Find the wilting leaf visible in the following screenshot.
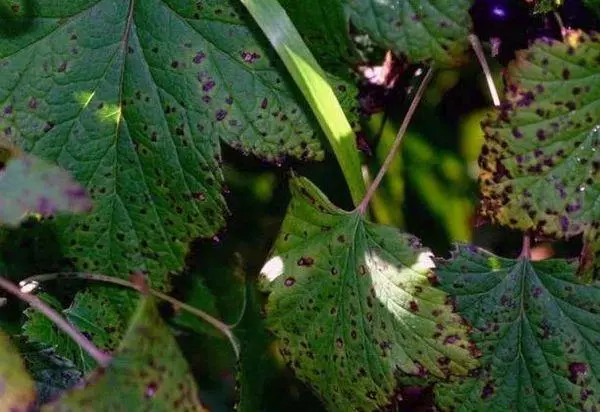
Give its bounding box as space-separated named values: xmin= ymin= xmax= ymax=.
xmin=44 ymin=296 xmax=207 ymax=411
xmin=436 ymin=245 xmax=600 ymax=410
xmin=0 ymin=153 xmax=91 ymax=227
xmin=0 ymin=0 xmax=322 ymax=288
xmin=342 ymin=0 xmax=473 ymax=67
xmin=0 ymin=329 xmax=36 ymax=411
xmin=260 ymin=177 xmax=476 ymax=411
xmin=479 ymin=31 xmax=600 ymax=279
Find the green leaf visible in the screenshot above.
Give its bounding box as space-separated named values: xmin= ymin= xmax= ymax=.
xmin=479 ymin=32 xmax=600 ymax=279
xmin=278 ymin=0 xmax=355 ymax=76
xmin=0 ymin=329 xmax=37 ymax=411
xmin=240 ymin=0 xmax=366 ymax=206
xmin=0 ymin=0 xmax=323 ymax=288
xmin=43 ymin=296 xmax=208 ymax=411
xmin=436 ymin=245 xmax=600 ymax=410
xmin=23 ymin=290 xmax=135 ymax=373
xmin=259 ymin=177 xmax=476 ymax=411
xmin=0 ymin=153 xmax=91 ymax=227
xmin=342 ymin=0 xmax=473 ymax=67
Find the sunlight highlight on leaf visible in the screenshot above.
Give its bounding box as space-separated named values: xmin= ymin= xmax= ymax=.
xmin=260 ymin=177 xmax=477 ymax=411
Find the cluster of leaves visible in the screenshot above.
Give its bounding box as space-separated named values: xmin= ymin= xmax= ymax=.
xmin=0 ymin=0 xmax=600 ymax=411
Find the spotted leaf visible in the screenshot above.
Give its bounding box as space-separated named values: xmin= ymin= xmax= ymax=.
xmin=0 ymin=329 xmax=36 ymax=411
xmin=43 ymin=296 xmax=207 ymax=411
xmin=0 ymin=0 xmax=323 ymax=289
xmin=342 ymin=0 xmax=473 ymax=67
xmin=436 ymin=245 xmax=600 ymax=411
xmin=0 ymin=153 xmax=91 ymax=227
xmin=259 ymin=177 xmax=477 ymax=411
xmin=479 ymin=31 xmax=600 ymax=279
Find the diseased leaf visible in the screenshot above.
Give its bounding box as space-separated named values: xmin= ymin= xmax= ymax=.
xmin=0 ymin=330 xmax=36 ymax=411
xmin=342 ymin=0 xmax=473 ymax=67
xmin=43 ymin=296 xmax=207 ymax=411
xmin=0 ymin=0 xmax=322 ymax=288
xmin=436 ymin=245 xmax=600 ymax=411
xmin=0 ymin=153 xmax=91 ymax=227
xmin=259 ymin=177 xmax=476 ymax=411
xmin=479 ymin=31 xmax=600 ymax=279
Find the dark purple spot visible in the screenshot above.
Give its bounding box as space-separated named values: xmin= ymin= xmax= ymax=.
xmin=444 ymin=335 xmax=459 ymax=345
xmin=569 ymin=362 xmax=587 ymax=383
xmin=260 ymin=98 xmax=268 ymax=109
xmin=57 ymin=62 xmax=67 ymax=72
xmin=241 ymin=51 xmax=260 ymax=63
xmin=145 ymin=382 xmax=158 ymax=398
xmin=297 ymin=256 xmax=314 ymax=267
xmin=3 ymin=105 xmax=12 ymax=115
xmin=171 ymin=61 xmax=179 ymax=69
xmin=193 ymin=52 xmax=206 ymax=64
xmin=409 ymin=301 xmax=419 ymax=312
xmin=560 ymin=216 xmax=569 ymax=232
xmin=203 ymin=80 xmax=216 ymax=92
xmin=562 ymin=69 xmax=570 ymax=80
xmin=481 ymin=383 xmax=494 ymax=399
xmin=215 ymin=109 xmax=227 ymax=121
xmin=284 ymin=277 xmax=295 ymax=287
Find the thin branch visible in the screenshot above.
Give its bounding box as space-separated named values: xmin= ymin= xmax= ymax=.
xmin=19 ymin=272 xmax=241 ymax=358
xmin=520 ymin=234 xmax=532 ymax=260
xmin=0 ymin=276 xmax=111 ymax=367
xmin=553 ymin=11 xmax=567 ymax=39
xmin=469 ymin=34 xmax=501 ymax=107
xmin=357 ymin=66 xmax=434 ymax=215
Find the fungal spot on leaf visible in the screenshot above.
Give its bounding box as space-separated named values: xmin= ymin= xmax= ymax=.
xmin=284 ymin=277 xmax=296 ymax=287
xmin=297 ymin=256 xmax=314 ymax=267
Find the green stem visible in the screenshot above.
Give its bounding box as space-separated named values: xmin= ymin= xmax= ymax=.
xmin=240 ymin=0 xmax=366 ymax=206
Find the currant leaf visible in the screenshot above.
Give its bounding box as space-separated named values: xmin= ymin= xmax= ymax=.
xmin=43 ymin=296 xmax=207 ymax=411
xmin=479 ymin=31 xmax=600 ymax=279
xmin=342 ymin=0 xmax=474 ymax=67
xmin=0 ymin=0 xmax=322 ymax=289
xmin=436 ymin=245 xmax=600 ymax=410
xmin=260 ymin=177 xmax=477 ymax=411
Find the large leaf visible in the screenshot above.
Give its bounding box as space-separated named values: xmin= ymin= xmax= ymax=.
xmin=436 ymin=245 xmax=600 ymax=410
xmin=0 ymin=330 xmax=36 ymax=411
xmin=479 ymin=32 xmax=600 ymax=279
xmin=44 ymin=296 xmax=207 ymax=411
xmin=259 ymin=177 xmax=476 ymax=411
xmin=0 ymin=0 xmax=323 ymax=288
xmin=342 ymin=0 xmax=473 ymax=67
xmin=0 ymin=153 xmax=91 ymax=227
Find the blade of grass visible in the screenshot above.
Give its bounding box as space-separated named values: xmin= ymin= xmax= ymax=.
xmin=240 ymin=0 xmax=366 ymax=206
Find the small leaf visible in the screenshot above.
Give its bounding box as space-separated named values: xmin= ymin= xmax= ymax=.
xmin=342 ymin=0 xmax=474 ymax=67
xmin=479 ymin=31 xmax=600 ymax=279
xmin=0 ymin=153 xmax=91 ymax=227
xmin=24 ymin=290 xmax=135 ymax=373
xmin=43 ymin=296 xmax=207 ymax=411
xmin=260 ymin=177 xmax=476 ymax=411
xmin=436 ymin=245 xmax=600 ymax=410
xmin=0 ymin=330 xmax=36 ymax=411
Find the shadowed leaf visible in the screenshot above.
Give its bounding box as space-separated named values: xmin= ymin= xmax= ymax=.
xmin=260 ymin=177 xmax=476 ymax=411
xmin=43 ymin=296 xmax=207 ymax=411
xmin=436 ymin=245 xmax=600 ymax=410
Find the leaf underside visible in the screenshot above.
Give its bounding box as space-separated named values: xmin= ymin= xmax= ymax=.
xmin=479 ymin=31 xmax=600 ymax=279
xmin=436 ymin=245 xmax=600 ymax=411
xmin=43 ymin=296 xmax=207 ymax=411
xmin=342 ymin=0 xmax=473 ymax=67
xmin=0 ymin=0 xmax=323 ymax=288
xmin=260 ymin=177 xmax=476 ymax=411
xmin=0 ymin=330 xmax=37 ymax=411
